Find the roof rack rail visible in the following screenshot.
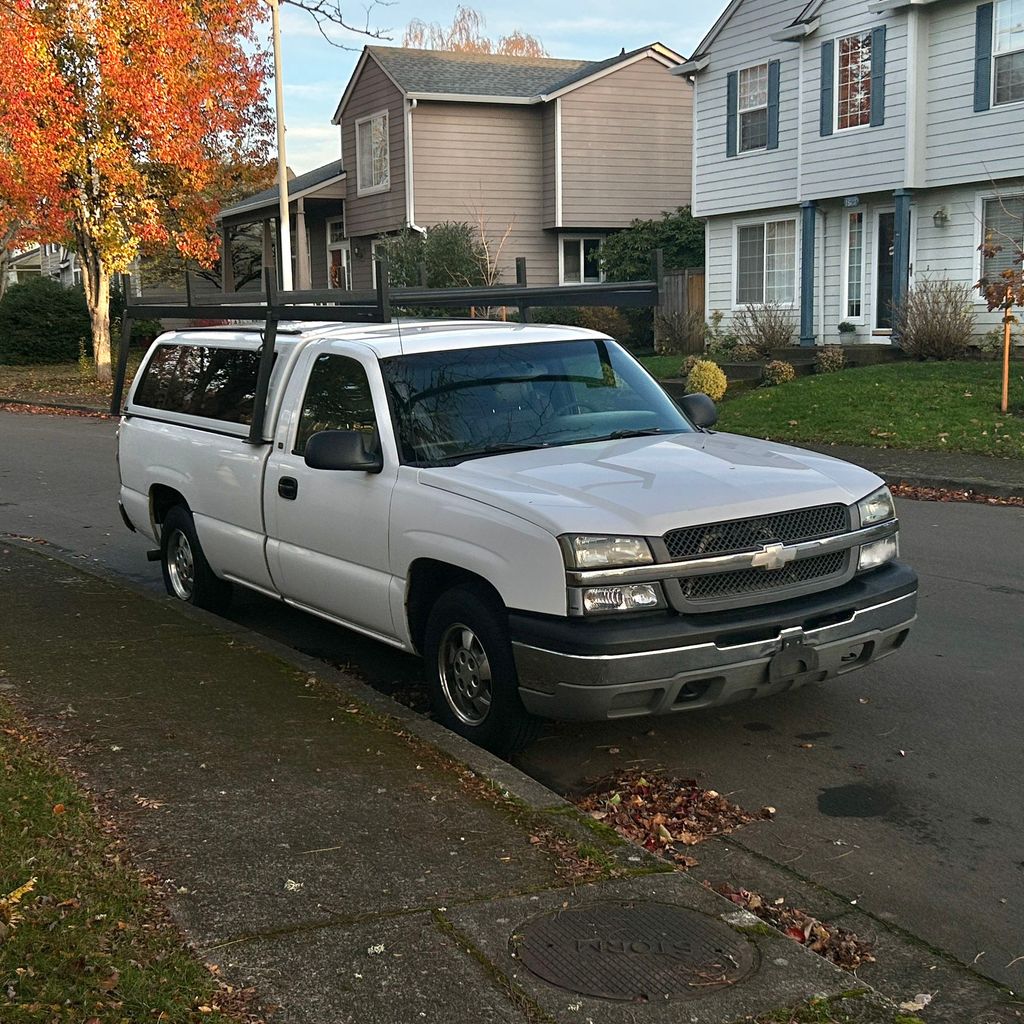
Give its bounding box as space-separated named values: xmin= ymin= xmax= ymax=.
xmin=111 ymin=250 xmax=665 ymax=445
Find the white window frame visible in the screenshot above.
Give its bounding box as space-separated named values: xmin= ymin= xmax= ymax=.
xmin=840 ymin=209 xmax=868 ymax=324
xmin=835 ymin=31 xmax=873 ymax=133
xmin=732 ymin=216 xmax=799 ymax=310
xmin=326 ymin=217 xmax=351 ymax=290
xmin=737 ymin=63 xmax=770 ymax=154
xmin=559 ymin=235 xmax=605 ymax=286
xmin=992 ymin=0 xmax=1024 ymax=107
xmin=355 ymin=110 xmax=390 ymax=197
xmin=974 ymin=188 xmax=1024 ymax=305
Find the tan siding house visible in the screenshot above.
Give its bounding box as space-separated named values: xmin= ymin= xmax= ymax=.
xmin=219 ymin=42 xmax=694 ymax=292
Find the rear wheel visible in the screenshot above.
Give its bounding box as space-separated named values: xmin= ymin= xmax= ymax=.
xmin=160 ymin=505 xmax=232 ymax=613
xmin=424 ymin=584 xmax=541 ymax=756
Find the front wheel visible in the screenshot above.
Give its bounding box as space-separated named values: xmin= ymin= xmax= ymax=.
xmin=160 ymin=505 xmax=232 ymax=613
xmin=423 ymin=584 xmax=541 ymax=756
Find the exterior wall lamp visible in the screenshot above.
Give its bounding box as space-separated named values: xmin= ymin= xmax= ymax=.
xmin=933 ymin=206 xmax=950 ymax=228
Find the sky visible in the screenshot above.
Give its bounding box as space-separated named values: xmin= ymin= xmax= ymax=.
xmin=275 ymin=0 xmax=719 ymax=173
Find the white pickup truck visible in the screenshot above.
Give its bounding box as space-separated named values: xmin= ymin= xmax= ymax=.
xmin=117 ymin=319 xmax=917 ymax=753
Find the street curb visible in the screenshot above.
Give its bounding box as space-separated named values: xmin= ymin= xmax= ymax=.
xmin=885 ymin=470 xmax=1024 ymax=500
xmin=0 ymin=396 xmax=111 ymax=416
xmin=0 ymin=535 xmax=565 ymax=813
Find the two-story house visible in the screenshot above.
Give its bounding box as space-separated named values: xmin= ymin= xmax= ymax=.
xmin=680 ymin=0 xmax=1024 ymax=344
xmin=218 ymin=43 xmax=692 ymax=292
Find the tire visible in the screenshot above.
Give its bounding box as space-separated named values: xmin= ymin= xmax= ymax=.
xmin=160 ymin=505 xmax=232 ymax=613
xmin=423 ymin=584 xmax=541 ymax=756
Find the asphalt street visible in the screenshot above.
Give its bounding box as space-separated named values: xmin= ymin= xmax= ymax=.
xmin=1 ymin=409 xmax=1022 ymax=990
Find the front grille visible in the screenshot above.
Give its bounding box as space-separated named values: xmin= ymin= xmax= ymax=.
xmin=664 ymin=504 xmax=849 ymax=561
xmin=679 ymin=551 xmax=846 ymax=602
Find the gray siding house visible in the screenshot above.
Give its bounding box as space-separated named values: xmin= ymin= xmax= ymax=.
xmin=681 ymin=0 xmax=1024 ymax=343
xmin=218 ymin=43 xmax=692 ymax=291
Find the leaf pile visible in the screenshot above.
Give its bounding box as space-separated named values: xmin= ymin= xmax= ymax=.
xmin=575 ymin=771 xmax=772 ymax=869
xmin=714 ymin=883 xmax=875 ymax=971
xmin=891 ymin=482 xmax=1024 ymax=508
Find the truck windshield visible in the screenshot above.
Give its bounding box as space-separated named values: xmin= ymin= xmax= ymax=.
xmin=381 ymin=338 xmax=695 ymax=465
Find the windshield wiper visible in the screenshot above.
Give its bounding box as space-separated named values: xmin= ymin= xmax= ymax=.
xmin=454 ymin=442 xmax=553 ymax=461
xmin=587 ymin=428 xmax=680 ymax=442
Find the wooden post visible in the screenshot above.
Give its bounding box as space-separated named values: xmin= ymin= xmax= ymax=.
xmin=417 ymin=261 xmax=428 ymax=288
xmin=247 ymin=267 xmax=278 ymax=445
xmin=515 ymin=257 xmax=530 ymax=324
xmin=1002 ymin=294 xmax=1013 ymax=415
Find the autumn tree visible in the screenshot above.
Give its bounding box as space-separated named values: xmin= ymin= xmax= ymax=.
xmin=403 ymin=5 xmax=546 ymax=56
xmin=142 ymin=157 xmax=278 ymax=292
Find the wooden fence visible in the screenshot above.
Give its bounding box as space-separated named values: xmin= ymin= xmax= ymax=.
xmin=655 ymin=267 xmax=706 ymax=354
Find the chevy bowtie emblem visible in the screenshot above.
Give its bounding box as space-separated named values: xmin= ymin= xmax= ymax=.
xmin=751 ymin=542 xmax=796 ymax=571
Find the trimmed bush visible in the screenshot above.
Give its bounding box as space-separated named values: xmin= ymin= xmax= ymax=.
xmin=577 ymin=306 xmax=632 ymax=340
xmin=0 ymin=277 xmax=92 ymax=365
xmin=686 ymin=359 xmax=728 ymax=402
xmin=762 ymin=359 xmax=796 ymax=386
xmin=527 ymin=306 xmax=582 ymax=328
xmin=735 ymin=302 xmax=796 ymax=356
xmin=731 ymin=343 xmax=760 ymax=362
xmin=893 ymin=278 xmax=975 ymax=360
xmin=815 ymin=346 xmax=846 ymax=374
xmin=679 ymin=354 xmax=701 ymax=379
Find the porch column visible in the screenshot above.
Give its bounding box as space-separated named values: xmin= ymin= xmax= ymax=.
xmin=799 ymin=201 xmax=817 ymax=347
xmin=891 ymin=189 xmax=913 ymax=344
xmin=294 ymin=198 xmax=311 ymax=290
xmin=220 ymin=223 xmax=234 ymax=294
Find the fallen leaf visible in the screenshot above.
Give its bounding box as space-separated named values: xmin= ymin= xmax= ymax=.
xmin=52 ymin=803 xmax=65 ymax=815
xmin=898 ymin=994 xmax=933 ymax=1012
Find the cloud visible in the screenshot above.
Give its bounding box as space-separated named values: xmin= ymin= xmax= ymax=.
xmin=281 ymin=122 xmax=341 ymax=174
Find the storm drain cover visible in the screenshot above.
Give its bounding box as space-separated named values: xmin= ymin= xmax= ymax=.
xmin=512 ymin=901 xmax=757 ymax=1002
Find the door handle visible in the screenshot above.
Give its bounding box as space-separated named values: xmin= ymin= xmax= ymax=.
xmin=278 ymin=476 xmax=298 ymax=500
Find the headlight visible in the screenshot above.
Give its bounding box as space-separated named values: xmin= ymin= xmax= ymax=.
xmin=575 ymin=584 xmax=662 ymax=616
xmin=857 ymin=486 xmax=896 ymax=526
xmin=859 ymin=535 xmax=899 ymax=571
xmin=560 ymin=535 xmax=654 ymax=570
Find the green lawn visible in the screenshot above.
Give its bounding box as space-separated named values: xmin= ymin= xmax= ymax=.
xmin=638 ymin=354 xmax=689 ymax=379
xmin=716 ymin=361 xmax=1024 ymax=459
xmin=0 ymin=702 xmax=244 ymax=1024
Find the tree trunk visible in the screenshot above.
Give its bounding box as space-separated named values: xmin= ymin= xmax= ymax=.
xmin=79 ymin=240 xmax=112 ymax=383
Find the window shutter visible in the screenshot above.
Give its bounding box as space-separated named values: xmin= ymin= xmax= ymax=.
xmin=767 ymin=60 xmax=781 ymax=150
xmin=820 ymin=40 xmax=835 ymax=137
xmin=975 ymin=3 xmax=994 ymax=112
xmin=727 ymin=71 xmax=738 ymax=158
xmin=870 ymin=26 xmax=887 ymax=126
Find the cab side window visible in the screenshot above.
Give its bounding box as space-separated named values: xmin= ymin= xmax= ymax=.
xmin=294 ymin=354 xmax=378 ymax=456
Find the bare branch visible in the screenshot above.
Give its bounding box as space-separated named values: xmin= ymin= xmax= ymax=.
xmin=282 ymin=0 xmax=395 ymax=50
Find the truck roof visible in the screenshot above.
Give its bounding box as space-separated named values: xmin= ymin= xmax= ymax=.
xmin=159 ymin=318 xmax=609 ymax=358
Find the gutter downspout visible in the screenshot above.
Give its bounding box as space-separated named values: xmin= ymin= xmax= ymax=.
xmin=405 ymin=98 xmax=427 ymax=234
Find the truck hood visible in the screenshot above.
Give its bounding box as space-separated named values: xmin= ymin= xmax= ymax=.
xmin=417 ymin=432 xmax=882 ymax=537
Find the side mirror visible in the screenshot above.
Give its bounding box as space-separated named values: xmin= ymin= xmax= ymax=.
xmin=679 ymin=392 xmax=718 ymax=429
xmin=304 ymin=430 xmax=383 ymax=473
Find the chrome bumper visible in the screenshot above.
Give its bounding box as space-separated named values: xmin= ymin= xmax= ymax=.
xmin=513 ymin=590 xmax=916 ymax=722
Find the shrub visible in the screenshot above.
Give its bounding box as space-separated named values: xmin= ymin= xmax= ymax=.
xmin=654 ymin=309 xmax=706 ymax=355
xmin=704 ymin=309 xmax=739 ymax=359
xmin=731 ymin=343 xmax=760 ymax=362
xmin=526 ymin=306 xmax=582 ymax=328
xmin=815 ymin=346 xmax=846 ymax=373
xmin=0 ymin=277 xmax=92 ymax=365
xmin=838 ymin=321 xmax=857 ymax=335
xmin=599 ymin=207 xmax=705 ymax=283
xmin=686 ymin=359 xmax=728 ymax=402
xmin=762 ymin=359 xmax=796 ymax=386
xmin=893 ymin=278 xmax=975 ymax=360
xmin=735 ymin=302 xmax=796 ymax=356
xmin=577 ymin=306 xmax=632 ymax=340
xmin=679 ymin=354 xmax=701 ymax=379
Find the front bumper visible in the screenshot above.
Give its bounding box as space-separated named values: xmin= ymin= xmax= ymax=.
xmin=510 ymin=562 xmax=917 ymax=721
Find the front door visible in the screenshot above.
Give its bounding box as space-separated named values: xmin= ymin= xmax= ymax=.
xmin=264 ymin=348 xmax=397 ymax=639
xmin=875 ymin=211 xmax=896 ymax=330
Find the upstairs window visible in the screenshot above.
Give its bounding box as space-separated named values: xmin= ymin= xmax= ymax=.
xmin=994 ymin=0 xmax=1024 ymax=105
xmin=837 ymin=32 xmax=873 ymax=129
xmin=356 ymin=111 xmax=389 ymax=195
xmin=738 ymin=64 xmax=769 ymax=152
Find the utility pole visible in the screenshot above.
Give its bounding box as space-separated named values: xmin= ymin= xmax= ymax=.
xmin=268 ymin=0 xmax=293 ymax=290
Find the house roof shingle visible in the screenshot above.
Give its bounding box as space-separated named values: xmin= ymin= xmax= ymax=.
xmin=218 ymin=159 xmax=345 ymax=220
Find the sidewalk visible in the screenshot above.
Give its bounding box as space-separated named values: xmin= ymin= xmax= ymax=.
xmin=0 ymin=542 xmax=878 ymax=1024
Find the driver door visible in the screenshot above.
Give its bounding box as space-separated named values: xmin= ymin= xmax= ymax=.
xmin=264 ymin=348 xmax=398 ymax=640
